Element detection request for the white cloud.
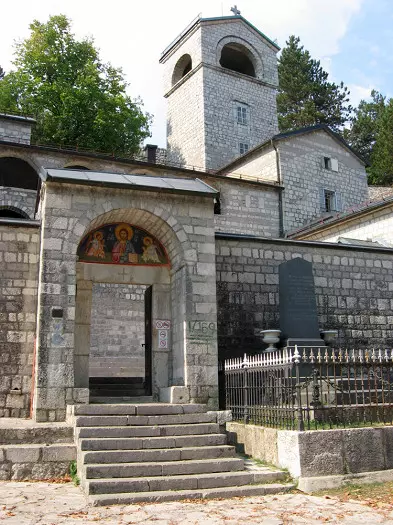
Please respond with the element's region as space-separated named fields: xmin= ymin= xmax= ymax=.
xmin=1 ymin=0 xmax=364 ymax=146
xmin=347 ymin=83 xmax=376 ymax=107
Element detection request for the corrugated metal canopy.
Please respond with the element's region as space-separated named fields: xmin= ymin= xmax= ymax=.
xmin=44 ymin=169 xmax=218 ymax=197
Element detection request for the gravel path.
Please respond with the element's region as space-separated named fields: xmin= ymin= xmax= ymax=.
xmin=1 ymin=481 xmax=393 ymax=524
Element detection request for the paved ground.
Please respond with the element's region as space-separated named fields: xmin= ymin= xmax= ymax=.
xmin=1 ymin=482 xmax=393 ymax=524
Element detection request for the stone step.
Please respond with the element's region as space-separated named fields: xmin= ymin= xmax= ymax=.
xmin=84 ymin=457 xmax=244 ymax=479
xmin=81 ymin=445 xmax=235 ymax=464
xmin=86 ymin=469 xmax=290 ymax=496
xmin=75 ymin=412 xmax=216 ymax=427
xmin=79 ymin=433 xmax=226 ymax=450
xmin=89 ymin=483 xmax=295 ymax=505
xmin=76 ymin=422 xmax=220 ymax=439
xmin=72 ymin=403 xmax=207 ymax=416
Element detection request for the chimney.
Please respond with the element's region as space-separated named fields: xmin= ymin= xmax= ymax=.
xmin=144 ymin=144 xmax=158 ymax=164
xmin=0 ymin=113 xmax=36 ymax=145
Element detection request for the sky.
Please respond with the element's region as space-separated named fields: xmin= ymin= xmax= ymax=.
xmin=1 ymin=0 xmax=392 ymax=147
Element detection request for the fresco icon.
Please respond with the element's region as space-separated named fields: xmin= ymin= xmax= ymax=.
xmin=78 ymin=223 xmax=169 ymax=266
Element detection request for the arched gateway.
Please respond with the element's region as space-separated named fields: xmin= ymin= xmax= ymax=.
xmin=31 ymin=168 xmax=219 ymax=421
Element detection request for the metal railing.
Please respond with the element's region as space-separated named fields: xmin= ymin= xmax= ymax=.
xmin=223 ymin=346 xmax=393 ymax=431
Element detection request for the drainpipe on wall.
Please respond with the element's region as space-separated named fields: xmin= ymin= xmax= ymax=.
xmin=272 ymin=140 xmax=285 ymax=238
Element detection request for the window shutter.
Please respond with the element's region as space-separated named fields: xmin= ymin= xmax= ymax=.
xmin=335 ymin=192 xmax=342 ymax=212
xmin=331 ymin=158 xmax=339 ymax=172
xmin=319 ymin=188 xmax=326 ymax=210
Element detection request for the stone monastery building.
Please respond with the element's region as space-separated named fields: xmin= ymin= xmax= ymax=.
xmin=1 ymin=12 xmax=393 ymax=422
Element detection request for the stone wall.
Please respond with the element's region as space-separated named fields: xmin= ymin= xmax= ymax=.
xmin=227 ymin=421 xmax=393 ymax=492
xmin=0 ymin=223 xmax=39 ymax=417
xmin=279 ymin=131 xmax=369 ymax=233
xmin=302 ymin=203 xmax=393 ymax=246
xmin=221 ymin=143 xmax=278 ymax=181
xmin=90 ymin=283 xmax=146 ymax=378
xmin=0 ymin=115 xmax=34 ymax=145
xmin=202 ymin=177 xmax=280 ymax=237
xmin=216 ymin=236 xmax=393 ymax=360
xmin=0 ymin=187 xmax=37 ymax=219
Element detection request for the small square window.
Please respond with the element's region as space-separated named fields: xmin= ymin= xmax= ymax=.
xmin=237 ymin=106 xmax=248 ymax=125
xmin=239 ymin=142 xmax=249 ymax=155
xmin=323 ymin=156 xmax=339 ymax=172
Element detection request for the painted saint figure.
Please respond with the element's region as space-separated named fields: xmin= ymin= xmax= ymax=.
xmin=112 ymin=223 xmax=137 ymax=263
xmin=86 ymin=231 xmax=105 ymax=259
xmin=141 ymin=236 xmax=161 ymax=263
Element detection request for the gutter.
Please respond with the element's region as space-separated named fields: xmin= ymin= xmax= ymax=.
xmin=272 ymin=140 xmax=285 ymax=237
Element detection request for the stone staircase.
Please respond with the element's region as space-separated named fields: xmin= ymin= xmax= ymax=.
xmin=68 ymin=403 xmax=293 ymax=505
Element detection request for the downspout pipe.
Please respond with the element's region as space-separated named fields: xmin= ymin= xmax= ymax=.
xmin=272 ymin=139 xmax=284 ymax=237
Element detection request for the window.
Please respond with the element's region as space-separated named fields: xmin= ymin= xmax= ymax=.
xmin=237 ymin=106 xmax=248 ymax=125
xmin=239 ymin=142 xmax=249 ymax=155
xmin=320 ymin=188 xmax=342 ymax=212
xmin=323 ymin=156 xmax=339 ymax=172
xmin=214 ymin=197 xmax=221 ymax=215
xmin=324 ymin=190 xmax=336 ymax=212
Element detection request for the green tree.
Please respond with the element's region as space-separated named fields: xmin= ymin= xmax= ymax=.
xmin=368 ymin=98 xmax=393 ymax=185
xmin=344 ymin=90 xmax=386 ymax=162
xmin=0 ymin=15 xmax=151 ymax=154
xmin=0 ymin=66 xmax=4 ymax=80
xmin=277 ymin=36 xmax=352 ymax=133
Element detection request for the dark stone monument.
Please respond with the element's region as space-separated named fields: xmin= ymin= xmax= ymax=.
xmin=279 ymin=257 xmax=325 ymax=348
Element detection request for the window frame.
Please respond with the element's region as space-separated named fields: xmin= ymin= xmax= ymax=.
xmin=239 ymin=142 xmax=249 ymax=155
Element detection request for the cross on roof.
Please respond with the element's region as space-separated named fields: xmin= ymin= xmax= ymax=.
xmin=230 ymin=5 xmax=241 ymax=15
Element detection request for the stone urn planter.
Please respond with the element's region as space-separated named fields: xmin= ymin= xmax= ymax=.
xmin=320 ymin=329 xmax=338 ymax=346
xmin=260 ymin=329 xmax=281 ymax=352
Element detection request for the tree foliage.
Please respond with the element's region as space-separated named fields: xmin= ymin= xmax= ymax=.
xmin=368 ymin=98 xmax=393 ymax=185
xmin=277 ymin=36 xmax=352 ymax=133
xmin=344 ymin=90 xmax=393 ymax=185
xmin=0 ymin=15 xmax=151 ymax=154
xmin=0 ymin=66 xmax=4 ymax=80
xmin=344 ymin=90 xmax=386 ymax=162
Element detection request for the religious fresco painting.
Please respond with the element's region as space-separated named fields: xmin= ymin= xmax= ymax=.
xmin=78 ymin=223 xmax=169 ymax=265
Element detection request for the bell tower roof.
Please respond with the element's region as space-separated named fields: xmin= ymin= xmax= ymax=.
xmin=160 ymin=14 xmax=280 ymax=63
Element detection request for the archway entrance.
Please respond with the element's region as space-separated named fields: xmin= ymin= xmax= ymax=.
xmin=74 ymin=222 xmax=171 ymax=402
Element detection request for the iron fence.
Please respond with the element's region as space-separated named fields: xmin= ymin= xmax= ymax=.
xmin=223 ymin=346 xmax=393 ymax=430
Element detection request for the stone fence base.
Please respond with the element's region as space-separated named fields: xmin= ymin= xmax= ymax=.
xmin=226 ymin=422 xmax=393 ymax=492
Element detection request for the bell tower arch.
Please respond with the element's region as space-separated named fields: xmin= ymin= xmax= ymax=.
xmin=160 ymin=14 xmax=280 ymax=171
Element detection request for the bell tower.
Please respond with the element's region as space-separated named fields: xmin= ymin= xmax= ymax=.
xmin=160 ymin=13 xmax=280 ymax=171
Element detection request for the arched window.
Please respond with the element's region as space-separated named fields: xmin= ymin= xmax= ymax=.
xmin=172 ymin=54 xmax=192 ymax=86
xmin=220 ymin=43 xmax=256 ymax=77
xmin=0 ymin=206 xmax=29 ymax=219
xmin=0 ymin=157 xmax=39 ymax=190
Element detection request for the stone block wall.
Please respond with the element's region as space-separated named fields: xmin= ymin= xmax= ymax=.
xmin=201 ymin=177 xmax=280 ymax=236
xmin=221 ymin=143 xmax=278 ymax=181
xmin=216 ymin=236 xmax=393 ymax=360
xmin=303 ymin=203 xmax=393 ymax=246
xmin=279 ymin=131 xmax=369 ymax=233
xmin=0 ymin=224 xmax=39 ymax=417
xmin=90 ymin=283 xmax=146 ymax=378
xmin=0 ymin=115 xmax=34 ymax=145
xmin=0 ymin=187 xmax=37 ymax=219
